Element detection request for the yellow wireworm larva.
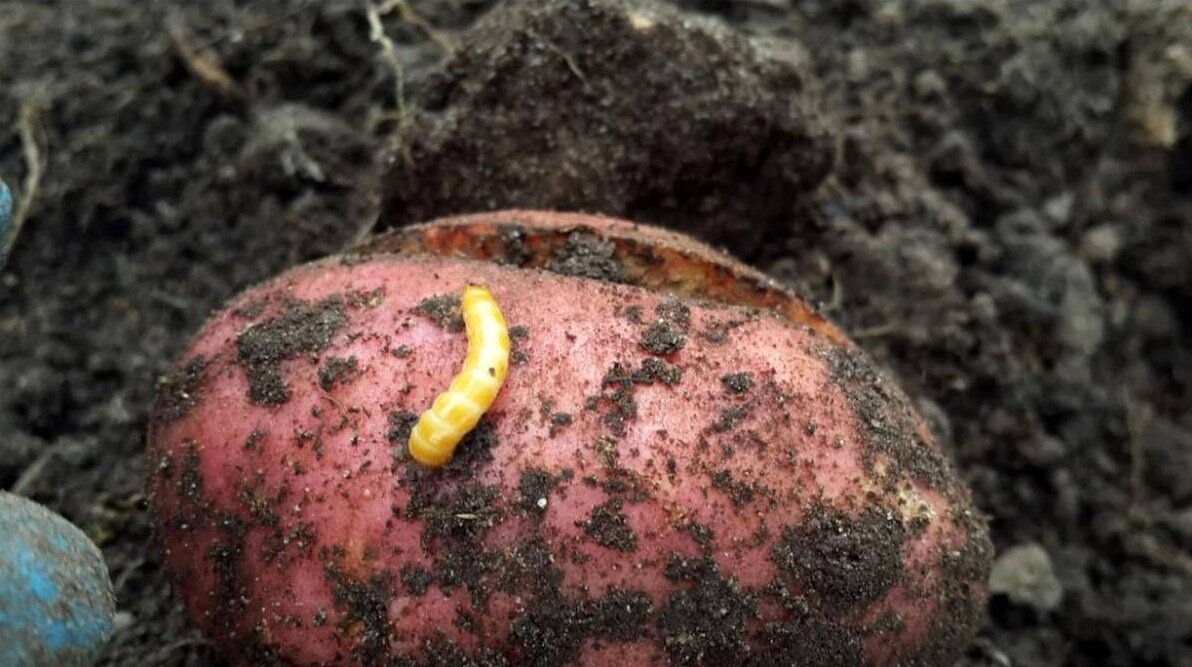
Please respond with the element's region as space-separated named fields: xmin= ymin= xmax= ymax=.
xmin=408 ymin=285 xmax=510 ymax=467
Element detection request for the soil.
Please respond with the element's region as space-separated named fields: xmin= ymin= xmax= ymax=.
xmin=1 ymin=1 xmax=1190 ymax=666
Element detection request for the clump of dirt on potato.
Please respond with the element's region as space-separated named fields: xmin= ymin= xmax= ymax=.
xmin=377 ymin=0 xmax=834 ymax=255
xmin=547 ymin=231 xmax=627 ymax=283
xmin=771 ymin=503 xmax=906 ymax=609
xmin=235 ymin=296 xmax=347 ymax=405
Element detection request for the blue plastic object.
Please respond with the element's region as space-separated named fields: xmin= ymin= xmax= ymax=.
xmin=1 ymin=178 xmax=12 ymax=267
xmin=0 ymin=492 xmax=115 ymax=666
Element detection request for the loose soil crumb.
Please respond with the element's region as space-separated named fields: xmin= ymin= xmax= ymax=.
xmin=720 ymin=372 xmax=753 ymax=395
xmin=317 ymin=355 xmax=359 ymax=391
xmin=545 ymin=231 xmax=626 ymax=283
xmin=412 ymin=294 xmax=464 ymax=332
xmin=508 ymin=324 xmax=530 ymax=365
xmin=578 ymin=498 xmax=638 ymax=552
xmin=640 ymin=300 xmax=691 ymax=357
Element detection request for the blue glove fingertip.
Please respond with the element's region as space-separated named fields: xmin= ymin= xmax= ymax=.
xmin=1 ymin=179 xmax=12 ymax=269
xmin=0 ymin=492 xmax=116 ymax=667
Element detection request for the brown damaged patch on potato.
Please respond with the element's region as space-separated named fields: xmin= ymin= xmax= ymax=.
xmin=235 ymin=296 xmax=347 ymax=406
xmin=153 ymin=355 xmax=208 ymax=422
xmin=771 ymin=503 xmax=907 ymax=609
xmin=412 ymin=293 xmax=464 ymax=332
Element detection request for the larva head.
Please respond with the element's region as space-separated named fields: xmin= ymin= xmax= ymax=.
xmin=148 ymin=211 xmax=991 ymax=666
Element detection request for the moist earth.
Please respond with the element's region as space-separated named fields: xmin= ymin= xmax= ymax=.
xmin=1 ymin=1 xmax=1191 ymax=666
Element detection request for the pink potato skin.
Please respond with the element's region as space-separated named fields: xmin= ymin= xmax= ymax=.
xmin=149 ymin=237 xmax=990 ymax=665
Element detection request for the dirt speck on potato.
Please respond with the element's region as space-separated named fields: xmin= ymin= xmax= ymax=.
xmin=236 ymin=296 xmax=347 ymax=405
xmin=706 ymin=405 xmax=750 ymax=434
xmin=578 ymin=498 xmax=638 ymax=552
xmin=642 ymin=357 xmax=682 ymax=386
xmin=641 ymin=322 xmax=685 ymax=356
xmin=323 ymin=551 xmax=395 ymax=664
xmin=400 ymin=565 xmax=434 ymax=597
xmin=509 ymin=324 xmax=530 ymax=365
xmin=516 ymin=468 xmax=569 ymax=517
xmin=771 ymin=504 xmax=906 ymax=608
xmin=398 ymin=423 xmax=505 ymax=607
xmin=594 ymin=589 xmax=653 ymax=641
xmin=417 ymin=640 xmax=510 ymax=667
xmin=153 ymin=355 xmax=208 ymax=422
xmin=710 ymin=469 xmax=757 ymax=508
xmin=386 ymin=410 xmax=420 ymax=447
xmin=548 ymin=411 xmax=573 ymax=436
xmin=412 ymin=294 xmax=465 ymax=332
xmin=318 ymin=355 xmax=360 ymax=391
xmin=720 ymin=372 xmax=753 ymax=395
xmin=206 ymin=514 xmax=248 ymax=615
xmin=909 ymin=532 xmax=995 ymax=666
xmin=178 ymin=440 xmax=205 ymax=504
xmin=640 ymin=299 xmax=691 ymax=356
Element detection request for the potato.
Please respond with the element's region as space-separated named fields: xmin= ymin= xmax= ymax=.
xmin=148 ymin=211 xmax=990 ymax=666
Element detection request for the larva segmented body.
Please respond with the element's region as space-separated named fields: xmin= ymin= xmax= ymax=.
xmin=408 ymin=285 xmax=510 ymax=467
